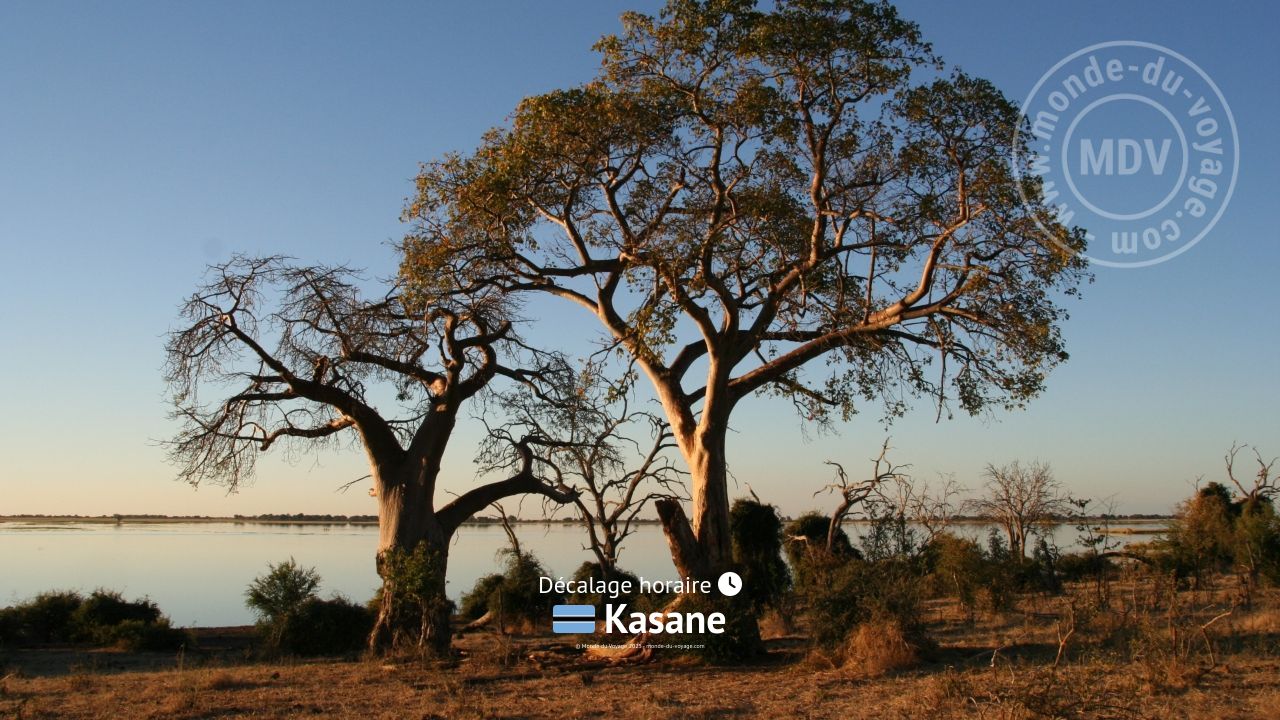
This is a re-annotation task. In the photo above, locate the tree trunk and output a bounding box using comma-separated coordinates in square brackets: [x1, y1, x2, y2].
[660, 425, 734, 581]
[369, 478, 452, 656]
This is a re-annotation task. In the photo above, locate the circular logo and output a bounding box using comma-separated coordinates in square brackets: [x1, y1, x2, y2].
[717, 571, 743, 597]
[1014, 41, 1239, 268]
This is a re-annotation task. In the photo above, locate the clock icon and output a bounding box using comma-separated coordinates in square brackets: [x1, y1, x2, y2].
[717, 571, 743, 597]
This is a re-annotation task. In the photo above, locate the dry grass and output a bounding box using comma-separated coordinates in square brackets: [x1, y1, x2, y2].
[840, 619, 921, 677]
[1, 579, 1278, 719]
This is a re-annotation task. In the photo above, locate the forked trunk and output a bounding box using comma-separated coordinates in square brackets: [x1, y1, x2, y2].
[658, 427, 734, 581]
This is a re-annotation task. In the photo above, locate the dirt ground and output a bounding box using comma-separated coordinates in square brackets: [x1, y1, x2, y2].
[3, 584, 1279, 719]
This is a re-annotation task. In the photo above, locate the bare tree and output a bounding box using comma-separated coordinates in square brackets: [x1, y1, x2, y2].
[163, 256, 575, 654]
[479, 359, 684, 580]
[820, 439, 910, 554]
[906, 473, 966, 546]
[1224, 441, 1278, 508]
[969, 460, 1066, 559]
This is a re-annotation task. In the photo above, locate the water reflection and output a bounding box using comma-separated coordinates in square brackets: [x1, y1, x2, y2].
[0, 520, 1159, 627]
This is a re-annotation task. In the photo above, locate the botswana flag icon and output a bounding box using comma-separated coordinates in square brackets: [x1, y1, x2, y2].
[552, 604, 596, 633]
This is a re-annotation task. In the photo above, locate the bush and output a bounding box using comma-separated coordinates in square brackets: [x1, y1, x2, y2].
[372, 541, 454, 650]
[3, 590, 84, 643]
[72, 590, 162, 642]
[278, 596, 373, 656]
[666, 590, 763, 663]
[566, 561, 642, 610]
[784, 513, 856, 569]
[730, 498, 791, 613]
[839, 616, 923, 676]
[922, 532, 986, 608]
[1056, 550, 1112, 583]
[459, 573, 505, 621]
[460, 550, 560, 631]
[107, 618, 189, 652]
[0, 589, 185, 650]
[245, 558, 321, 625]
[786, 509, 926, 647]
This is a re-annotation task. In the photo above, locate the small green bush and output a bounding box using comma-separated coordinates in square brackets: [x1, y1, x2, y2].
[372, 541, 454, 650]
[245, 558, 321, 625]
[565, 561, 642, 610]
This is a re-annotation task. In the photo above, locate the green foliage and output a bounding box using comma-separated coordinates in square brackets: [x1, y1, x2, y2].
[245, 558, 321, 626]
[729, 498, 791, 612]
[785, 508, 925, 647]
[1161, 483, 1280, 584]
[0, 590, 84, 643]
[784, 512, 857, 574]
[72, 590, 162, 639]
[106, 618, 189, 652]
[460, 550, 561, 629]
[922, 532, 987, 610]
[278, 596, 373, 657]
[667, 591, 763, 664]
[459, 573, 505, 621]
[401, 0, 1089, 432]
[0, 589, 185, 650]
[374, 541, 454, 648]
[566, 561, 643, 610]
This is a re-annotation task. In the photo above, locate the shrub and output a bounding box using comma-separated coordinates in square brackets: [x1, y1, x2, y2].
[107, 618, 189, 652]
[459, 573, 505, 621]
[278, 596, 373, 656]
[666, 590, 763, 663]
[245, 558, 321, 625]
[1056, 550, 1112, 583]
[10, 590, 84, 643]
[566, 561, 641, 610]
[461, 550, 560, 631]
[922, 532, 986, 609]
[373, 541, 454, 649]
[0, 589, 185, 650]
[72, 590, 162, 642]
[730, 498, 791, 613]
[784, 513, 856, 568]
[839, 616, 922, 676]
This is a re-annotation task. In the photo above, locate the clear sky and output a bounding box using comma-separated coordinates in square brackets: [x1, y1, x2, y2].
[1, 1, 1276, 517]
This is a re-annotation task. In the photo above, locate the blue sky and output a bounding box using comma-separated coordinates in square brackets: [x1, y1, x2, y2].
[0, 1, 1276, 517]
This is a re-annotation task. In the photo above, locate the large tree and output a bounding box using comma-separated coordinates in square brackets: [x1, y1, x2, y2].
[400, 0, 1087, 590]
[164, 256, 575, 654]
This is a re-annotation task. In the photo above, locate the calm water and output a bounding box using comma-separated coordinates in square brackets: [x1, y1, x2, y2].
[0, 520, 1159, 627]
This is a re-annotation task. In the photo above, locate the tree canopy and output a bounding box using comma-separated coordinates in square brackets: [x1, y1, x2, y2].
[399, 0, 1088, 583]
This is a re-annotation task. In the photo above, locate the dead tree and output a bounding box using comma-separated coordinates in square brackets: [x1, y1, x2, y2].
[1224, 442, 1278, 509]
[820, 439, 910, 554]
[968, 460, 1066, 559]
[479, 358, 684, 580]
